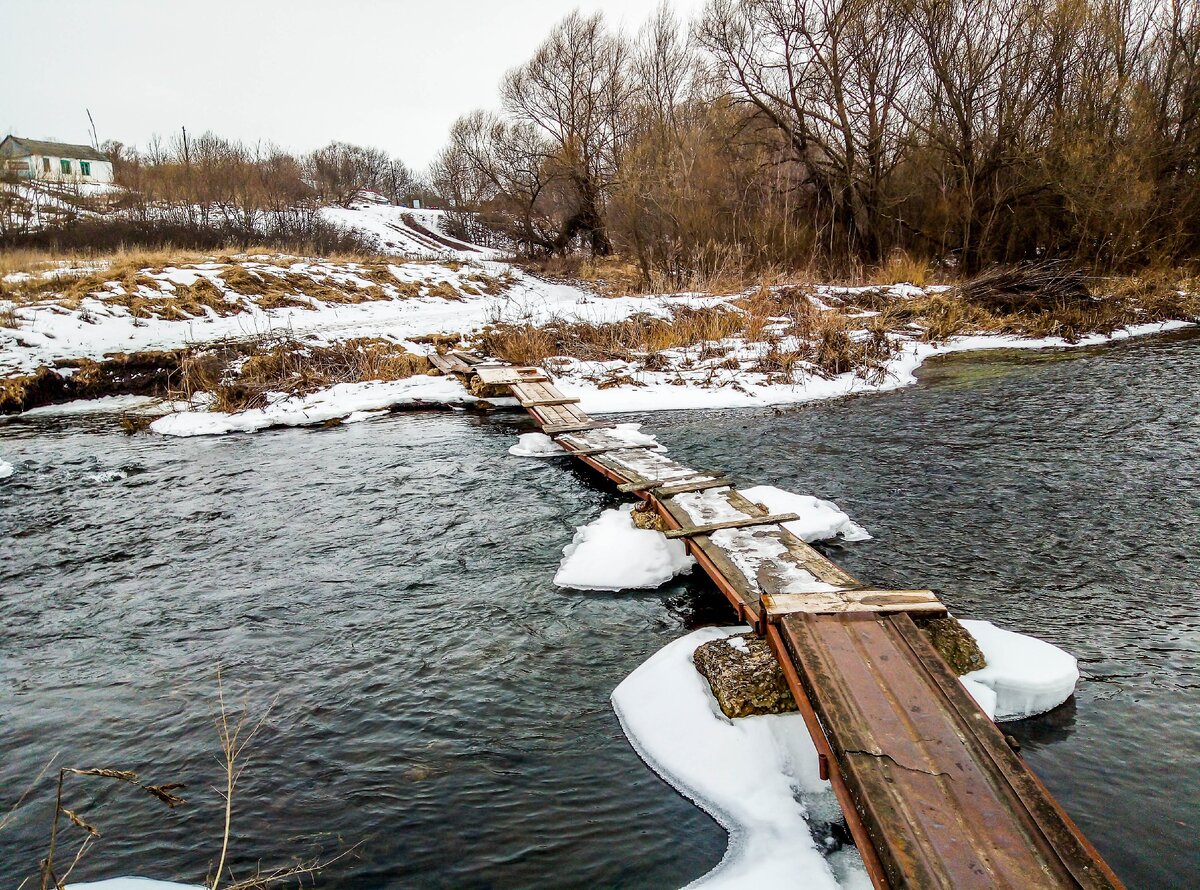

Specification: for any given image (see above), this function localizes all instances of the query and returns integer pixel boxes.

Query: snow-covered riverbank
[4,239,1192,434]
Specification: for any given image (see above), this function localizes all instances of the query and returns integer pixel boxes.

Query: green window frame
[60,159,71,175]
[80,161,91,176]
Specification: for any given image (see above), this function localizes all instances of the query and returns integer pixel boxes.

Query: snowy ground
[3,224,1192,434]
[319,201,499,261]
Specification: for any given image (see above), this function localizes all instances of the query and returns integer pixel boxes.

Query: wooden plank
[520,397,581,408]
[510,380,561,403]
[542,421,612,435]
[777,614,1123,890]
[888,616,1126,890]
[652,494,766,623]
[656,477,734,497]
[762,589,944,618]
[725,489,861,589]
[449,350,489,366]
[557,442,659,457]
[428,352,472,375]
[617,474,711,493]
[475,365,548,385]
[664,512,802,539]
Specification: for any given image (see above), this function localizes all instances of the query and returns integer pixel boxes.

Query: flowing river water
[2,329,1197,889]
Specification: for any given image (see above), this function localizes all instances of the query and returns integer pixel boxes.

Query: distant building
[0,135,114,184]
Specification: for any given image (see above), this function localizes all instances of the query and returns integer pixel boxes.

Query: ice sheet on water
[0,459,13,480]
[959,676,999,720]
[554,504,694,591]
[740,485,872,543]
[508,432,567,457]
[67,880,203,890]
[612,627,871,889]
[962,620,1079,721]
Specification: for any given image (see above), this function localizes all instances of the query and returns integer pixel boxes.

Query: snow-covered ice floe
[612,627,871,889]
[740,485,871,543]
[67,880,203,890]
[960,619,1080,721]
[509,432,567,457]
[554,504,694,591]
[0,458,14,480]
[150,375,475,437]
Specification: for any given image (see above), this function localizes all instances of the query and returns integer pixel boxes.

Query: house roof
[0,135,109,162]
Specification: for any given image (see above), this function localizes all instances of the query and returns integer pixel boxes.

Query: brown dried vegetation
[177,338,432,413]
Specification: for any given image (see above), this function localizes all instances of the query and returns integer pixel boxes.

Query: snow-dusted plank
[620,475,729,494]
[475,365,547,385]
[558,442,660,457]
[664,513,803,539]
[428,352,472,375]
[762,588,944,617]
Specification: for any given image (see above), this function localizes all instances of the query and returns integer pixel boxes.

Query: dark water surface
[2,330,1197,888]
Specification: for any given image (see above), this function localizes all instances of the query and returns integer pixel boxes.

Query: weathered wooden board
[648,477,734,496]
[762,589,944,618]
[557,442,660,457]
[449,350,491,367]
[428,352,472,375]
[664,512,802,539]
[521,397,580,408]
[542,421,611,435]
[777,613,1123,890]
[476,365,548,385]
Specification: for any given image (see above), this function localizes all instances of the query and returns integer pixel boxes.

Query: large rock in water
[693,634,797,718]
[916,615,987,675]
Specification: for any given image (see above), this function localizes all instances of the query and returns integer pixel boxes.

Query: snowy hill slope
[319,201,499,261]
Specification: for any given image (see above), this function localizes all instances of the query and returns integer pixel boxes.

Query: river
[1,329,1196,888]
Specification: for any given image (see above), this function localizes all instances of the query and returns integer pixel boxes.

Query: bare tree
[306,141,390,207]
[501,10,635,254]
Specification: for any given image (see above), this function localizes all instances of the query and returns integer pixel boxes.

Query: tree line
[433,0,1199,280]
[1,134,426,251]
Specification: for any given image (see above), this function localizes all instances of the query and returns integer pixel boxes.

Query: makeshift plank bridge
[433,351,1125,890]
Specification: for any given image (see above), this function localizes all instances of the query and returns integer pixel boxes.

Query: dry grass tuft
[868,251,933,287]
[478,306,745,366]
[175,337,432,413]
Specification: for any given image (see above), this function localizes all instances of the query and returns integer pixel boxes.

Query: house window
[60,159,71,175]
[80,161,91,177]
[42,157,50,173]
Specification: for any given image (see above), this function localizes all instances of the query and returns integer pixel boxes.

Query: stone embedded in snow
[508,432,567,457]
[961,620,1080,721]
[553,504,694,591]
[69,882,200,890]
[612,627,870,889]
[693,633,797,718]
[739,485,871,543]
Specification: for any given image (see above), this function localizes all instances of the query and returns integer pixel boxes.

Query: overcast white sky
[0,0,707,171]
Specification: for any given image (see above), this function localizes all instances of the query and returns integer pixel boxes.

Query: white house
[0,135,114,184]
